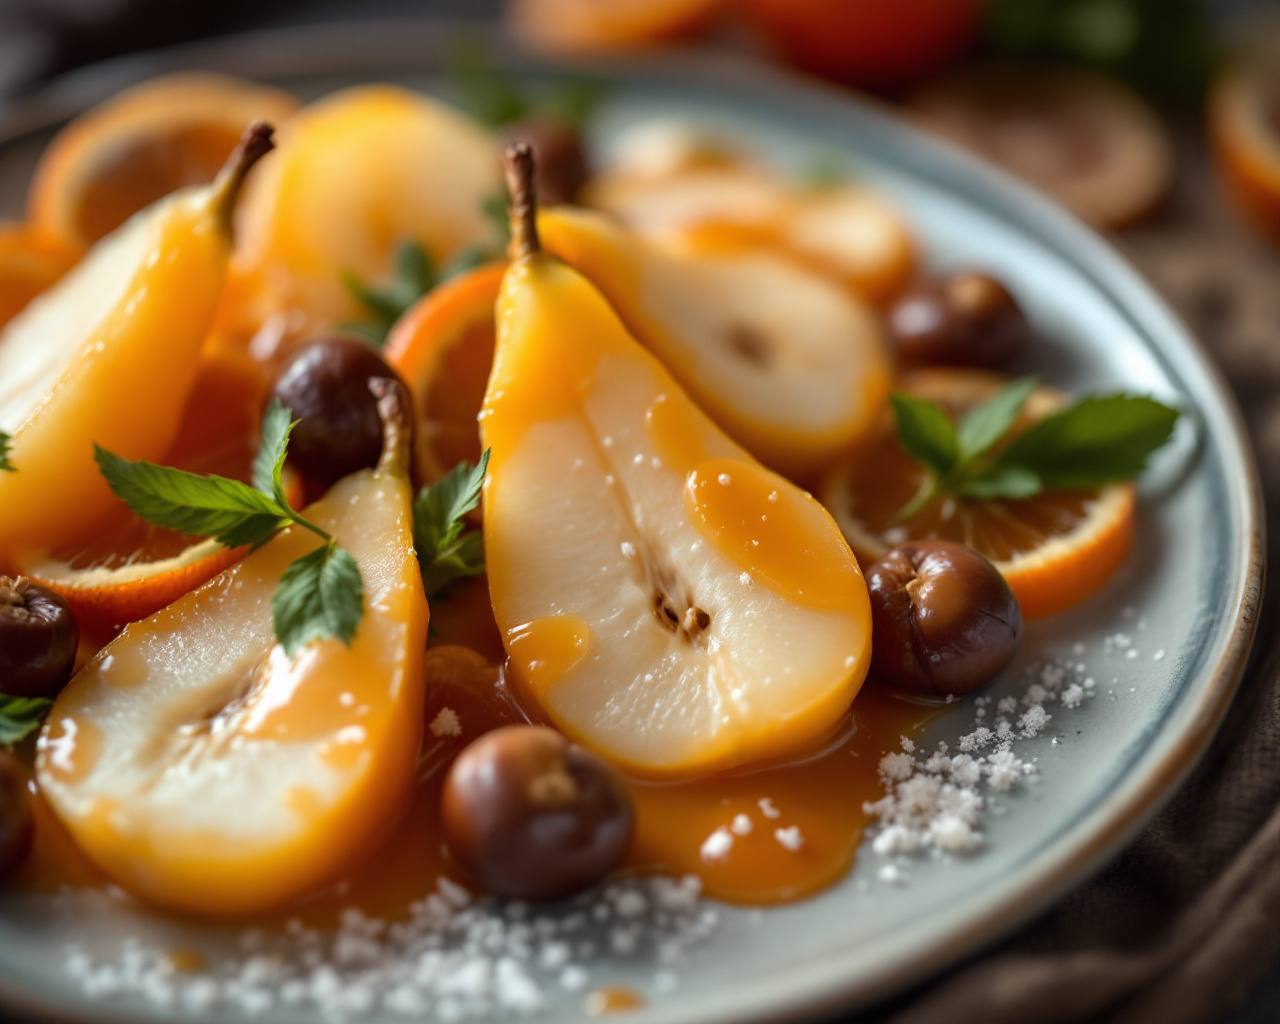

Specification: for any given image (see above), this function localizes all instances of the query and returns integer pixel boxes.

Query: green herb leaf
[272,540,365,656]
[956,376,1039,464]
[95,446,290,548]
[448,34,531,128]
[341,239,439,346]
[0,696,52,747]
[990,394,1180,489]
[890,393,959,477]
[957,464,1043,501]
[0,431,13,473]
[414,450,490,599]
[252,399,296,509]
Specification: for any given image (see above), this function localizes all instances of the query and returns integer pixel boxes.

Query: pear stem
[210,121,276,236]
[504,142,540,260]
[369,377,414,479]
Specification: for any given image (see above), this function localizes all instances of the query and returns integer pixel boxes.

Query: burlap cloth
[843,124,1279,1024]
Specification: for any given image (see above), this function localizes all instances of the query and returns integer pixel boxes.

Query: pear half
[538,206,890,477]
[483,222,872,778]
[35,386,428,915]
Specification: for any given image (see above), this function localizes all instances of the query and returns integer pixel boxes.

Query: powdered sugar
[864,655,1098,865]
[63,875,717,1019]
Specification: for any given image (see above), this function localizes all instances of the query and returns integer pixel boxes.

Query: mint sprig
[414,450,490,599]
[890,377,1179,522]
[96,399,365,655]
[0,696,51,747]
[0,431,13,473]
[342,240,439,347]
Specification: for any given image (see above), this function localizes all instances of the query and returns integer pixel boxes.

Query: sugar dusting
[63,875,716,1018]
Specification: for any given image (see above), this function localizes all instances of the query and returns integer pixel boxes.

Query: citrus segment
[820,368,1136,620]
[1209,63,1280,239]
[383,261,504,484]
[28,73,298,251]
[508,0,723,53]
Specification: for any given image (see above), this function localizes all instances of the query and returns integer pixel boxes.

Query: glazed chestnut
[0,750,32,879]
[266,337,407,487]
[886,272,1032,368]
[0,576,78,699]
[867,540,1021,698]
[501,116,588,207]
[441,725,633,901]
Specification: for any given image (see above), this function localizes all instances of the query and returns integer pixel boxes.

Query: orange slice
[383,261,505,485]
[907,65,1172,229]
[507,0,724,53]
[28,72,298,251]
[1210,62,1280,239]
[0,226,78,330]
[819,368,1135,620]
[15,345,282,638]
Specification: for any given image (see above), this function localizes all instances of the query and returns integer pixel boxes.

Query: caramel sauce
[505,615,593,699]
[585,986,645,1015]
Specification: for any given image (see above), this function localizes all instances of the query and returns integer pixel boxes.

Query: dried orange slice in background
[907,65,1172,229]
[28,72,298,251]
[15,346,286,638]
[507,0,724,53]
[0,226,78,329]
[384,261,505,485]
[1209,62,1280,239]
[820,368,1135,620]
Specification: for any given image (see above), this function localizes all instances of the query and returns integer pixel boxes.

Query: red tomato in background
[744,0,985,89]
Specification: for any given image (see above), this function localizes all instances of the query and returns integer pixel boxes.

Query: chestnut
[0,576,78,699]
[867,540,1021,698]
[441,725,633,901]
[501,116,588,207]
[266,337,408,487]
[886,271,1032,369]
[0,750,32,879]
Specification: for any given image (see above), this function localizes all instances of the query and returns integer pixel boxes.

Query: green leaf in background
[272,541,365,657]
[957,464,1043,501]
[890,393,960,478]
[342,239,439,346]
[449,33,531,129]
[0,431,13,473]
[956,376,1039,464]
[0,696,52,747]
[989,393,1179,490]
[414,450,490,599]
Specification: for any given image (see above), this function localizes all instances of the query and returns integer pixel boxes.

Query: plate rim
[0,20,1264,1024]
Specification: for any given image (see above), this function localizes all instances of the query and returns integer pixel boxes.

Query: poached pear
[36,381,429,915]
[538,205,890,477]
[0,123,274,556]
[482,146,872,778]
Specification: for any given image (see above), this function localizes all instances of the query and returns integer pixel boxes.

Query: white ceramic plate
[0,22,1262,1024]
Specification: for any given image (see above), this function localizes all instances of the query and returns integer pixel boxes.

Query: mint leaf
[342,239,438,346]
[273,541,365,656]
[0,431,13,473]
[957,464,1042,501]
[0,696,52,746]
[890,393,959,477]
[414,450,490,599]
[957,376,1039,465]
[252,399,296,509]
[95,446,289,548]
[991,394,1180,490]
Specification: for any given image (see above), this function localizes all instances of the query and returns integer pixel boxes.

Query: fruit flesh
[483,251,872,777]
[538,206,890,476]
[35,440,428,915]
[0,186,234,555]
[233,86,500,331]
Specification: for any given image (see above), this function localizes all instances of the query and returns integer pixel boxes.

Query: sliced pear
[483,147,872,778]
[538,205,890,477]
[233,85,500,331]
[0,124,274,556]
[35,384,428,915]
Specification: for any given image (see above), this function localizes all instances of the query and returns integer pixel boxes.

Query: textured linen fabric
[859,128,1280,1024]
